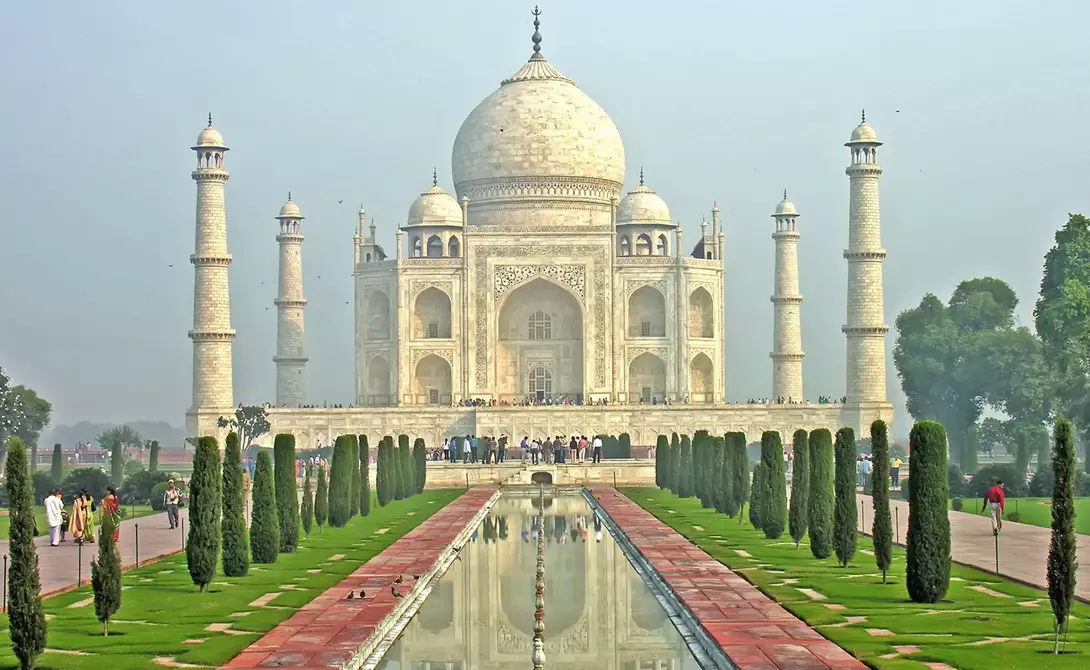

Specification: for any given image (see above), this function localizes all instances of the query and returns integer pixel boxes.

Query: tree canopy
[217,405,271,450]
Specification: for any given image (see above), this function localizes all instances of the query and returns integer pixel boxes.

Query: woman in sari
[70,493,87,545]
[82,492,96,543]
[102,487,121,542]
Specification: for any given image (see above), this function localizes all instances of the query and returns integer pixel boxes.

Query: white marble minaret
[770,192,804,402]
[274,193,308,407]
[844,112,889,408]
[187,115,235,437]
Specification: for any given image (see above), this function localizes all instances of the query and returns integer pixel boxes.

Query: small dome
[278,200,301,218]
[774,198,797,216]
[849,121,878,143]
[196,126,225,147]
[406,184,463,227]
[617,182,671,226]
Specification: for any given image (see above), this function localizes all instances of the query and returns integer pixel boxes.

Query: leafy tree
[870,420,893,583]
[655,435,668,488]
[4,437,46,669]
[678,434,693,498]
[249,450,279,563]
[748,463,763,528]
[760,431,787,539]
[216,405,271,451]
[120,469,170,505]
[328,436,354,526]
[91,514,122,635]
[727,432,749,518]
[978,417,1007,459]
[186,436,221,591]
[50,444,62,484]
[359,435,371,516]
[273,434,300,552]
[149,440,160,472]
[376,436,392,506]
[668,433,681,494]
[963,424,979,475]
[221,431,249,577]
[300,465,314,538]
[1047,419,1077,653]
[788,429,809,549]
[906,421,952,603]
[413,438,427,493]
[833,427,858,567]
[808,429,834,560]
[7,385,51,465]
[314,463,328,532]
[60,467,110,501]
[349,436,360,519]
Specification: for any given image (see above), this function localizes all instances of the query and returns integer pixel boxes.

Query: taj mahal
[185,13,892,448]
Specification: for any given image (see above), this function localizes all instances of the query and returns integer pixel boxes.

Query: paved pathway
[856,493,1090,601]
[0,507,187,597]
[594,487,864,670]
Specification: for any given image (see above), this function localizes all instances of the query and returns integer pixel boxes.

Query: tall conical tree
[50,443,63,484]
[4,437,46,669]
[359,435,371,516]
[906,421,951,603]
[300,465,314,538]
[788,429,809,549]
[273,434,300,552]
[328,436,353,526]
[221,432,249,577]
[712,436,727,513]
[314,463,328,533]
[1048,418,1078,654]
[668,433,681,494]
[655,435,668,488]
[748,463,764,528]
[349,435,360,519]
[376,436,392,506]
[963,424,980,475]
[719,434,734,515]
[727,432,749,518]
[870,420,893,582]
[696,430,715,508]
[833,427,857,567]
[413,438,427,493]
[187,436,222,591]
[678,435,693,498]
[808,429,834,559]
[250,450,279,563]
[398,434,412,500]
[760,431,787,539]
[149,440,160,472]
[91,514,122,635]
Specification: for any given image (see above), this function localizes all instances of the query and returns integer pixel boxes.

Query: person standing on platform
[592,435,604,464]
[44,489,64,547]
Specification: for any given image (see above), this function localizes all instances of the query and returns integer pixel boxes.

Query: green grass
[947,497,1090,535]
[623,487,1089,669]
[0,505,156,537]
[0,489,462,669]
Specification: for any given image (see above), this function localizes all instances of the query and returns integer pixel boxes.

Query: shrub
[748,463,764,528]
[947,463,966,498]
[149,440,160,472]
[150,482,169,511]
[870,420,893,582]
[668,433,681,494]
[968,464,1026,498]
[376,436,392,507]
[694,431,713,508]
[760,431,787,539]
[221,432,249,577]
[186,436,221,591]
[328,436,354,527]
[4,438,46,668]
[120,469,170,505]
[808,429,834,560]
[1006,511,1022,523]
[718,434,733,515]
[952,497,964,511]
[61,467,110,501]
[91,513,122,635]
[679,435,693,498]
[359,435,371,516]
[1030,465,1054,497]
[123,459,144,478]
[619,432,632,459]
[51,444,63,484]
[655,435,669,489]
[314,463,328,531]
[788,429,809,549]
[833,427,858,568]
[727,432,749,518]
[273,434,300,552]
[31,471,55,506]
[906,421,952,604]
[349,437,360,519]
[414,438,427,493]
[394,435,408,500]
[300,466,314,538]
[250,450,279,563]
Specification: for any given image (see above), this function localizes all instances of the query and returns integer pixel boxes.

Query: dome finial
[432,167,438,187]
[783,189,787,201]
[287,190,292,202]
[639,166,644,186]
[531,5,543,55]
[861,109,866,123]
[208,112,213,128]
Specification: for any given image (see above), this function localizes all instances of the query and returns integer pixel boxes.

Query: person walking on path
[164,479,181,529]
[44,489,64,547]
[890,456,903,488]
[860,455,873,491]
[102,486,121,542]
[983,480,1006,536]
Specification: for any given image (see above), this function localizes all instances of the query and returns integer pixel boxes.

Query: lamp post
[532,484,546,669]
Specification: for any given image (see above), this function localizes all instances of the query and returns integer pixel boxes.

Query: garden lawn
[0,504,155,537]
[0,489,462,670]
[949,496,1090,535]
[623,488,1090,670]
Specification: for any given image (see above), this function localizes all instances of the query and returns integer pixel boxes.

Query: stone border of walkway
[222,488,499,670]
[590,487,866,670]
[42,548,184,599]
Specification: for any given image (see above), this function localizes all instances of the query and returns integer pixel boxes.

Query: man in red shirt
[982,480,1005,535]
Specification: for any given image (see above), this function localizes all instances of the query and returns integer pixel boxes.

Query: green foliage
[3,437,46,668]
[60,467,109,501]
[760,431,787,539]
[349,437,360,519]
[808,429,834,560]
[300,466,314,538]
[273,434,300,552]
[655,435,669,489]
[249,450,279,563]
[413,438,427,493]
[149,440,160,473]
[221,432,249,577]
[694,430,713,508]
[788,429,809,548]
[748,463,763,528]
[314,463,328,530]
[328,436,354,527]
[394,435,408,500]
[968,463,1028,498]
[947,464,967,498]
[952,497,964,511]
[718,434,734,515]
[150,482,169,512]
[963,424,980,475]
[376,436,392,507]
[1048,419,1078,651]
[727,432,749,518]
[906,421,952,603]
[186,436,221,591]
[833,427,858,567]
[619,432,632,458]
[30,472,54,506]
[668,433,681,494]
[359,435,371,516]
[50,444,62,484]
[870,420,893,582]
[711,436,726,513]
[91,514,122,634]
[6,385,52,460]
[678,434,693,498]
[123,459,144,478]
[216,405,271,450]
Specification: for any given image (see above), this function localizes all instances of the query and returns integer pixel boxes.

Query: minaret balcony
[842,249,887,261]
[274,298,307,308]
[188,329,236,342]
[841,324,889,335]
[191,169,230,181]
[770,295,803,304]
[190,254,233,266]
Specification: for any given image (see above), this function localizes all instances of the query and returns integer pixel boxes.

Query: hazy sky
[2,1,1088,434]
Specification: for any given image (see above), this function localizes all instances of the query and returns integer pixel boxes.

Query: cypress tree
[619,432,632,458]
[727,432,749,518]
[273,434,300,552]
[963,424,979,476]
[300,465,314,538]
[50,443,63,484]
[398,434,412,500]
[376,436,392,506]
[1048,418,1077,653]
[250,450,279,563]
[349,435,360,518]
[91,514,122,635]
[833,427,857,567]
[748,462,764,528]
[328,436,353,526]
[760,431,787,539]
[186,436,221,591]
[359,435,371,516]
[149,440,160,472]
[678,434,693,498]
[221,431,249,577]
[413,438,427,493]
[655,435,668,488]
[314,463,328,533]
[906,421,951,603]
[668,433,681,494]
[870,420,893,583]
[4,437,46,669]
[111,437,124,487]
[808,429,834,560]
[712,436,727,513]
[788,429,809,549]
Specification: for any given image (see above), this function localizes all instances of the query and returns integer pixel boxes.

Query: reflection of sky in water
[377,493,704,669]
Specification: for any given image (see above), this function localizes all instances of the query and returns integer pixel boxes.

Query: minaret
[770,191,804,402]
[187,115,235,435]
[844,111,888,406]
[274,193,308,407]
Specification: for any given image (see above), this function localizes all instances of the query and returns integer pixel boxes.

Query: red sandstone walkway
[591,487,865,670]
[223,488,494,669]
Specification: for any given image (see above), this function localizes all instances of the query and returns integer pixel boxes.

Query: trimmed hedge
[808,428,834,559]
[906,420,951,603]
[679,434,693,498]
[727,432,749,518]
[668,433,681,494]
[788,429,809,548]
[398,434,412,500]
[300,465,314,538]
[350,436,361,519]
[748,462,764,528]
[1048,418,1077,650]
[413,438,427,493]
[328,435,354,527]
[359,434,371,516]
[712,436,726,513]
[833,427,858,567]
[760,431,787,539]
[376,436,393,506]
[273,434,299,552]
[870,420,893,582]
[314,463,328,531]
[221,431,249,577]
[250,450,279,563]
[655,435,669,489]
[187,436,222,590]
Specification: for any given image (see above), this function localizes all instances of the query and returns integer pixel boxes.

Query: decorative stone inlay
[625,279,668,299]
[409,280,453,302]
[688,280,717,298]
[494,264,585,301]
[467,223,613,233]
[627,346,667,366]
[458,175,622,205]
[364,350,390,365]
[616,256,674,266]
[410,348,454,371]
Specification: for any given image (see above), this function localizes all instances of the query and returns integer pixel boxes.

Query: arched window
[448,236,461,257]
[365,252,372,262]
[528,366,552,399]
[656,234,668,256]
[635,234,651,256]
[528,311,552,340]
[427,234,444,257]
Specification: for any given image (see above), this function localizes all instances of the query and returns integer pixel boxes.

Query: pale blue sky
[2,1,1088,435]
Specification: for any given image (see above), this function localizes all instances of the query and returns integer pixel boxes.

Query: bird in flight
[168,264,174,268]
[338,200,343,204]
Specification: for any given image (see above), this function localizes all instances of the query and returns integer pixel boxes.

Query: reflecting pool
[377,491,704,669]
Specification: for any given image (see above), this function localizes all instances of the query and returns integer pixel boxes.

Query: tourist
[860,455,872,491]
[554,436,565,464]
[102,486,121,542]
[890,455,903,488]
[982,480,1005,536]
[70,493,87,545]
[82,492,96,543]
[520,436,529,463]
[498,434,508,463]
[592,435,603,464]
[44,489,64,547]
[442,437,450,462]
[568,435,578,462]
[463,435,472,464]
[529,437,540,465]
[164,479,181,529]
[578,435,587,462]
[488,436,497,464]
[470,435,480,463]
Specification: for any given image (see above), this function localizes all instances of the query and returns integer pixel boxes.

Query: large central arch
[496,278,584,402]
